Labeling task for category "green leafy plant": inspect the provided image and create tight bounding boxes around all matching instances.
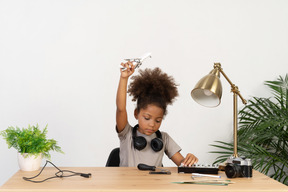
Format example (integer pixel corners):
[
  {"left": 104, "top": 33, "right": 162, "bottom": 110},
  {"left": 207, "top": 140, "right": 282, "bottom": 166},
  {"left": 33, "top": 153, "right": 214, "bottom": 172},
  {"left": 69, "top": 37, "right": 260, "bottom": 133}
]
[
  {"left": 1, "top": 124, "right": 63, "bottom": 159},
  {"left": 210, "top": 74, "right": 288, "bottom": 185}
]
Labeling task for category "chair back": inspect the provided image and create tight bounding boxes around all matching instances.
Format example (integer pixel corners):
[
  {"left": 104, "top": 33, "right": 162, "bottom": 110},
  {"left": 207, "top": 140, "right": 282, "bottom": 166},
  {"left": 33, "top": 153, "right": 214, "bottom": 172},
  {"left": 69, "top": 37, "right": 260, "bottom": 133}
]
[{"left": 106, "top": 148, "right": 120, "bottom": 167}]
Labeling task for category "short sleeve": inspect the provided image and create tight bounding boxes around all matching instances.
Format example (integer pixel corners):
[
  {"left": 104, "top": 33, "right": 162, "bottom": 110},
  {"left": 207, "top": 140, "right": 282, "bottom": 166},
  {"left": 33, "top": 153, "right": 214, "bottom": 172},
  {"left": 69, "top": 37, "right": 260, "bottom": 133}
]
[
  {"left": 162, "top": 132, "right": 182, "bottom": 159},
  {"left": 117, "top": 123, "right": 132, "bottom": 141}
]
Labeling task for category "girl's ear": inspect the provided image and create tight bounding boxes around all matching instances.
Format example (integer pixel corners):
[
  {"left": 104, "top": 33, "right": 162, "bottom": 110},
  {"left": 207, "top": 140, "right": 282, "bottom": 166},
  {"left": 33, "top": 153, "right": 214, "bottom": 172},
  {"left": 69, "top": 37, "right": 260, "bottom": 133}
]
[{"left": 134, "top": 109, "right": 138, "bottom": 120}]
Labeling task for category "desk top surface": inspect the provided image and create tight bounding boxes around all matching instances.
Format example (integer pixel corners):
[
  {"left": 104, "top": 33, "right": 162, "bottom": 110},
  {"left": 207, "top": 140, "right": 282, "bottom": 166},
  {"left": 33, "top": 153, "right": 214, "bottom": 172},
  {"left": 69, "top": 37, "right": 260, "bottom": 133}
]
[{"left": 1, "top": 167, "right": 287, "bottom": 192}]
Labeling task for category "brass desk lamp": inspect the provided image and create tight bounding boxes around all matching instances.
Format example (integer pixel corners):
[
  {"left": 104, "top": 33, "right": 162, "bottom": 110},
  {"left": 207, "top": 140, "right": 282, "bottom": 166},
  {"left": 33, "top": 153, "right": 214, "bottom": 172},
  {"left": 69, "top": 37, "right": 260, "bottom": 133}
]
[
  {"left": 191, "top": 63, "right": 253, "bottom": 178},
  {"left": 191, "top": 63, "right": 247, "bottom": 158}
]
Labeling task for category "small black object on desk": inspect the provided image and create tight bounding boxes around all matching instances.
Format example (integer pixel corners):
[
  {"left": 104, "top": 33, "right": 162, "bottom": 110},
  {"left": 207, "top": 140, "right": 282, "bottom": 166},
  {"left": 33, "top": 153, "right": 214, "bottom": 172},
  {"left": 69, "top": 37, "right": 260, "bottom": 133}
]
[{"left": 137, "top": 163, "right": 171, "bottom": 174}]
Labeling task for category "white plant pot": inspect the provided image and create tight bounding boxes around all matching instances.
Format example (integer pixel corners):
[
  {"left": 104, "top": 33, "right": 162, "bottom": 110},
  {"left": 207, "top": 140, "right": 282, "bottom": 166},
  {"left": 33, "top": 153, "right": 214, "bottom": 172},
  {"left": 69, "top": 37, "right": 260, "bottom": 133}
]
[{"left": 17, "top": 153, "right": 42, "bottom": 171}]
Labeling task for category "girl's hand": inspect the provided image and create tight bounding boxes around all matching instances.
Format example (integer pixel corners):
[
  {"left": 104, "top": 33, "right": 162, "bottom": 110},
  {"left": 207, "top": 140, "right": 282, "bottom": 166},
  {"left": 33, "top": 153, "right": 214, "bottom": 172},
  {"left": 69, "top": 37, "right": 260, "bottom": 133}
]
[
  {"left": 120, "top": 61, "right": 135, "bottom": 78},
  {"left": 181, "top": 153, "right": 198, "bottom": 167}
]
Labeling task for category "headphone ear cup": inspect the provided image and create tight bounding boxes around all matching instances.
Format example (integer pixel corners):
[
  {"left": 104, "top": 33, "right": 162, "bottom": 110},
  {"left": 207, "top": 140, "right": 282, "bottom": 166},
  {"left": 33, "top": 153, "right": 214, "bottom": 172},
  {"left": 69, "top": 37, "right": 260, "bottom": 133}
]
[
  {"left": 133, "top": 136, "right": 147, "bottom": 150},
  {"left": 151, "top": 138, "right": 163, "bottom": 152}
]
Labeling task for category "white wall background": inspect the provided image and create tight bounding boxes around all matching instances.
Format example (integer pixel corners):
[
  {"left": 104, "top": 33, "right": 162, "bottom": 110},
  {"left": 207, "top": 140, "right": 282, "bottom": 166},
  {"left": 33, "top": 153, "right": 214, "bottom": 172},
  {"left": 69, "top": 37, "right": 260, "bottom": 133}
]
[{"left": 0, "top": 0, "right": 287, "bottom": 186}]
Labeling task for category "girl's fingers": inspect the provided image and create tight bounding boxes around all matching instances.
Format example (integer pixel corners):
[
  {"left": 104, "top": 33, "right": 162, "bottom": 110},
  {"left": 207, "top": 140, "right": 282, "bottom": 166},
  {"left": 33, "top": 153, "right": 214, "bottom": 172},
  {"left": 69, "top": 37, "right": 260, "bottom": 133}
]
[{"left": 182, "top": 154, "right": 198, "bottom": 167}]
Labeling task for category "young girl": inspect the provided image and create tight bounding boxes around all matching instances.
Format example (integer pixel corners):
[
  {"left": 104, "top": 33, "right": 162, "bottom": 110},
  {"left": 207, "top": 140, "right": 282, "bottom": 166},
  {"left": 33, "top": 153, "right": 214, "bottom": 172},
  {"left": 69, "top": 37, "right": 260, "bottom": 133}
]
[{"left": 116, "top": 61, "right": 198, "bottom": 167}]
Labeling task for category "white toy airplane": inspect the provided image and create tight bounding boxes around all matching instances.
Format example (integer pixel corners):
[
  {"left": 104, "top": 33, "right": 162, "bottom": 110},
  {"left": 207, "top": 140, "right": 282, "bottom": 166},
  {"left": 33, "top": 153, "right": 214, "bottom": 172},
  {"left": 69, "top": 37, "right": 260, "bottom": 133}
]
[{"left": 120, "top": 52, "right": 152, "bottom": 71}]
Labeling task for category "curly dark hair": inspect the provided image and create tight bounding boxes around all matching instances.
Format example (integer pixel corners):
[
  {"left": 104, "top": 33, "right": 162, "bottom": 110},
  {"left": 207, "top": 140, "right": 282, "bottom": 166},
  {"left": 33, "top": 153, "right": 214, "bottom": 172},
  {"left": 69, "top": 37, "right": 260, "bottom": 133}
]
[{"left": 128, "top": 67, "right": 178, "bottom": 115}]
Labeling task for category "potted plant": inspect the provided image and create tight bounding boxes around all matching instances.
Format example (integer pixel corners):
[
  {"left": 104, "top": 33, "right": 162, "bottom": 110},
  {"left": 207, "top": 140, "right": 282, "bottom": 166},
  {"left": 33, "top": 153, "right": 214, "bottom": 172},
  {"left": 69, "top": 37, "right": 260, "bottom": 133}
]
[
  {"left": 0, "top": 124, "right": 63, "bottom": 171},
  {"left": 210, "top": 74, "right": 288, "bottom": 185}
]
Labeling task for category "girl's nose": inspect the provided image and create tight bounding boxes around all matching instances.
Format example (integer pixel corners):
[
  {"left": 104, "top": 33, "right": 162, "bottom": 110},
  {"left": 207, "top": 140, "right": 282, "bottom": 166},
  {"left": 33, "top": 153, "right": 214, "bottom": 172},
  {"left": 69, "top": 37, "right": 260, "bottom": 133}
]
[{"left": 149, "top": 121, "right": 155, "bottom": 127}]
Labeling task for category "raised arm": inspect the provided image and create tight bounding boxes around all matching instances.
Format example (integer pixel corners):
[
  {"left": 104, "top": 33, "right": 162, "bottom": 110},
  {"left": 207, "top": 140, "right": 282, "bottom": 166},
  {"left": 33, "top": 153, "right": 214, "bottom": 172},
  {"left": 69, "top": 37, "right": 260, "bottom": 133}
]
[{"left": 116, "top": 62, "right": 135, "bottom": 133}]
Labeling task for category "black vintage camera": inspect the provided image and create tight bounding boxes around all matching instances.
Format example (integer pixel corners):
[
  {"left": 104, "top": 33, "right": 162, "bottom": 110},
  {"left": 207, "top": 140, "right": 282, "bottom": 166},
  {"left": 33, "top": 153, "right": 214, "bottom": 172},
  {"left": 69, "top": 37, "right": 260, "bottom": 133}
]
[{"left": 225, "top": 156, "right": 253, "bottom": 178}]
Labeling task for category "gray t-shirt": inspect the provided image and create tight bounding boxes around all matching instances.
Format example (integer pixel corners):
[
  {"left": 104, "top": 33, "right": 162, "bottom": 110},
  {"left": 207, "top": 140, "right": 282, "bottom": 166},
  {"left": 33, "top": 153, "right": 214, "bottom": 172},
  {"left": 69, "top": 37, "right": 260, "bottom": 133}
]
[{"left": 118, "top": 123, "right": 181, "bottom": 167}]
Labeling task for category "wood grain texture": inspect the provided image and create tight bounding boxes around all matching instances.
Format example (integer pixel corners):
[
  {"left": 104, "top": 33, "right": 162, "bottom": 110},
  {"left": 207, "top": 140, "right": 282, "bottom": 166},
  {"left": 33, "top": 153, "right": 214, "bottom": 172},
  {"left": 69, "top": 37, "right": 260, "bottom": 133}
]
[{"left": 1, "top": 167, "right": 287, "bottom": 192}]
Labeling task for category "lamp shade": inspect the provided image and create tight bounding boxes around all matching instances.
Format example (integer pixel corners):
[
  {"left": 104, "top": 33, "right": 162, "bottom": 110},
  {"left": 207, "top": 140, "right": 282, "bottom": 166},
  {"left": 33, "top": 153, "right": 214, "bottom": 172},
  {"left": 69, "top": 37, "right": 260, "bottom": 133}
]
[{"left": 191, "top": 68, "right": 222, "bottom": 107}]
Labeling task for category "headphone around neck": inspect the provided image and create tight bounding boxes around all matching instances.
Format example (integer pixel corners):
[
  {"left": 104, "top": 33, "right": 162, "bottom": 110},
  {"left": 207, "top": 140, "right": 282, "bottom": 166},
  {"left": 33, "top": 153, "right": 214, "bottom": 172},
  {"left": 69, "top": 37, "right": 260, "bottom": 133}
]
[{"left": 132, "top": 124, "right": 163, "bottom": 152}]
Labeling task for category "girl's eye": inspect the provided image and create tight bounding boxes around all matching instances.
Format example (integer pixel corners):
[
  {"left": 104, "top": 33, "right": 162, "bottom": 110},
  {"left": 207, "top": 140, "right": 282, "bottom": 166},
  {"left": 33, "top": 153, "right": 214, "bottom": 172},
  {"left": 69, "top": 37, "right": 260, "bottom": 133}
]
[
  {"left": 156, "top": 120, "right": 162, "bottom": 123},
  {"left": 144, "top": 117, "right": 150, "bottom": 120}
]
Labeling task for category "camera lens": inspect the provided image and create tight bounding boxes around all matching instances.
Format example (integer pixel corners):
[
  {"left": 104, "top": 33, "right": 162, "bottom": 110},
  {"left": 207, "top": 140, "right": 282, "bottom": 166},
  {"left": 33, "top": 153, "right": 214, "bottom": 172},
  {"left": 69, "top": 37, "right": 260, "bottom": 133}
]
[{"left": 225, "top": 163, "right": 242, "bottom": 178}]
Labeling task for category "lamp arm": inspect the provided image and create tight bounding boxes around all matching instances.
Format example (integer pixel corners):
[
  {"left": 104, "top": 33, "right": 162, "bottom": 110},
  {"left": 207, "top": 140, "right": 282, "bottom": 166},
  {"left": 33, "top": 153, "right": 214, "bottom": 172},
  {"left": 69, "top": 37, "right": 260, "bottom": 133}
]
[
  {"left": 214, "top": 63, "right": 247, "bottom": 105},
  {"left": 214, "top": 63, "right": 247, "bottom": 158}
]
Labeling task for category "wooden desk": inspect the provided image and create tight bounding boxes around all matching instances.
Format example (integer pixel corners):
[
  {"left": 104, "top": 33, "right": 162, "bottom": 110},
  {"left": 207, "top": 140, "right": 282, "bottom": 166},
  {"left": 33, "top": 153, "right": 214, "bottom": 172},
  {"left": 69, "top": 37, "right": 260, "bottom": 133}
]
[{"left": 0, "top": 167, "right": 287, "bottom": 192}]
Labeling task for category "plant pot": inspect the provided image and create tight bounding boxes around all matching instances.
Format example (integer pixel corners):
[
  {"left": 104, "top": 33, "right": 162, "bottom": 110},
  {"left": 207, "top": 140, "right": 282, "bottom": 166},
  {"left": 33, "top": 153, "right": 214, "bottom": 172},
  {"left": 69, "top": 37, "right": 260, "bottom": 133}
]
[{"left": 17, "top": 153, "right": 42, "bottom": 171}]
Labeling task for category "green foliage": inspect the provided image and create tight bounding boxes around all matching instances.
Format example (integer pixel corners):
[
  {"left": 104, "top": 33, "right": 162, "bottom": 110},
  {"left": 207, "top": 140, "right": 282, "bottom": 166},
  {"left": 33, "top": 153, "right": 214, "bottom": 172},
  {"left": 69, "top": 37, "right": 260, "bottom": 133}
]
[
  {"left": 210, "top": 74, "right": 288, "bottom": 185},
  {"left": 0, "top": 124, "right": 63, "bottom": 159}
]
